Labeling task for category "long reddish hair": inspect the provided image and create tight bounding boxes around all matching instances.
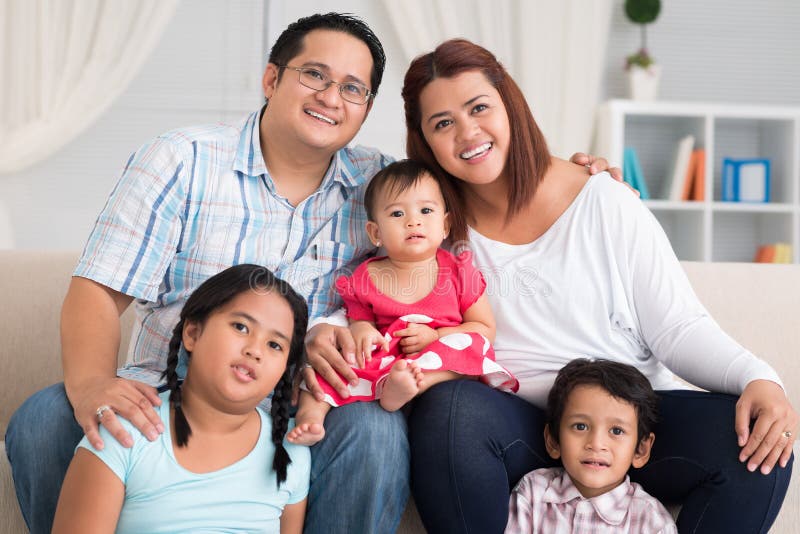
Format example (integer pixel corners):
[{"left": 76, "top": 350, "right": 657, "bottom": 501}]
[{"left": 402, "top": 39, "right": 551, "bottom": 243}]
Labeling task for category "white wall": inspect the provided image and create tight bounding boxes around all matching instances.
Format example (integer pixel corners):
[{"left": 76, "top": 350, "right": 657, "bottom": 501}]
[
  {"left": 3, "top": 0, "right": 800, "bottom": 249},
  {"left": 603, "top": 0, "right": 800, "bottom": 104},
  {"left": 0, "top": 0, "right": 265, "bottom": 250}
]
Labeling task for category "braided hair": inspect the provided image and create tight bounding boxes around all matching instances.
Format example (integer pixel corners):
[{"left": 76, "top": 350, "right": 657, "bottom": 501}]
[{"left": 161, "top": 264, "right": 308, "bottom": 485}]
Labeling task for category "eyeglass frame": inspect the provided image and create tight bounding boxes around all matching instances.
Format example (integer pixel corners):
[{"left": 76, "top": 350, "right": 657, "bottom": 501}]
[{"left": 277, "top": 65, "right": 374, "bottom": 105}]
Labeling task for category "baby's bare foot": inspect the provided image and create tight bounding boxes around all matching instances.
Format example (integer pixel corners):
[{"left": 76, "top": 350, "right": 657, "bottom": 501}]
[
  {"left": 286, "top": 422, "right": 326, "bottom": 446},
  {"left": 380, "top": 360, "right": 421, "bottom": 412}
]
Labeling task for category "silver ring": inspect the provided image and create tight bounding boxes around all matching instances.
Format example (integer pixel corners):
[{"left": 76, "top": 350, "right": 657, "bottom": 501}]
[
  {"left": 95, "top": 405, "right": 112, "bottom": 421},
  {"left": 303, "top": 362, "right": 313, "bottom": 369},
  {"left": 782, "top": 430, "right": 793, "bottom": 439}
]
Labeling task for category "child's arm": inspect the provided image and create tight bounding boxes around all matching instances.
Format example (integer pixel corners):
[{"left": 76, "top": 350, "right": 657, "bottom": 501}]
[
  {"left": 396, "top": 294, "right": 496, "bottom": 354},
  {"left": 436, "top": 293, "right": 495, "bottom": 342},
  {"left": 349, "top": 320, "right": 390, "bottom": 367},
  {"left": 280, "top": 498, "right": 307, "bottom": 534},
  {"left": 52, "top": 448, "right": 125, "bottom": 534}
]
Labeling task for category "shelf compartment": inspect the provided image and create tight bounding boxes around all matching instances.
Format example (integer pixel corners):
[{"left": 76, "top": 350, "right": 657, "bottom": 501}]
[
  {"left": 649, "top": 209, "right": 705, "bottom": 261},
  {"left": 711, "top": 211, "right": 794, "bottom": 262},
  {"left": 623, "top": 114, "right": 706, "bottom": 201},
  {"left": 712, "top": 118, "right": 796, "bottom": 203}
]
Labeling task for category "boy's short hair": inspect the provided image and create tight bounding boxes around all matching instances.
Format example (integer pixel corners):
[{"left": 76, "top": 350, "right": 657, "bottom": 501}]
[
  {"left": 546, "top": 358, "right": 658, "bottom": 445},
  {"left": 363, "top": 159, "right": 460, "bottom": 221}
]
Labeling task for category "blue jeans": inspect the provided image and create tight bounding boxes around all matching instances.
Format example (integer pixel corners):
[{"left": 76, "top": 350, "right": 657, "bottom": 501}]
[
  {"left": 5, "top": 383, "right": 83, "bottom": 534},
  {"left": 305, "top": 400, "right": 410, "bottom": 534},
  {"left": 7, "top": 383, "right": 411, "bottom": 534},
  {"left": 409, "top": 381, "right": 793, "bottom": 534}
]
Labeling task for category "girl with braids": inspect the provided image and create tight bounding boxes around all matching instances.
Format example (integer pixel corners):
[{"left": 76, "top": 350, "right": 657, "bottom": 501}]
[{"left": 53, "top": 264, "right": 310, "bottom": 534}]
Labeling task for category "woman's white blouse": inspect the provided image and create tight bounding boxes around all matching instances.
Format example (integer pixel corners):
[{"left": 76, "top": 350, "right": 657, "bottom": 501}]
[{"left": 468, "top": 173, "right": 781, "bottom": 407}]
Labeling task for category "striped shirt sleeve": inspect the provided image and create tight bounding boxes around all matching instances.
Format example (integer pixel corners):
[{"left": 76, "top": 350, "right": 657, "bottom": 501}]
[{"left": 74, "top": 135, "right": 190, "bottom": 301}]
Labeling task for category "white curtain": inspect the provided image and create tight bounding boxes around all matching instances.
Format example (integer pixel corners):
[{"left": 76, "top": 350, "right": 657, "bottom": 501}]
[
  {"left": 0, "top": 0, "right": 179, "bottom": 174},
  {"left": 380, "top": 0, "right": 612, "bottom": 157}
]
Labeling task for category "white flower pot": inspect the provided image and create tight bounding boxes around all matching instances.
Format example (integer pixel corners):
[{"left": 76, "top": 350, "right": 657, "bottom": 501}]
[{"left": 626, "top": 64, "right": 661, "bottom": 101}]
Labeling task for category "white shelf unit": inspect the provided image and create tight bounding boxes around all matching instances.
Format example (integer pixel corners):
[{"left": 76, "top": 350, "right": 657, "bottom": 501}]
[{"left": 596, "top": 99, "right": 800, "bottom": 263}]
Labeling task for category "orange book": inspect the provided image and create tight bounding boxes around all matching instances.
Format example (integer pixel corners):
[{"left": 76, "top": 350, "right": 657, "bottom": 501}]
[
  {"left": 680, "top": 150, "right": 698, "bottom": 201},
  {"left": 691, "top": 149, "right": 706, "bottom": 201},
  {"left": 754, "top": 244, "right": 776, "bottom": 263}
]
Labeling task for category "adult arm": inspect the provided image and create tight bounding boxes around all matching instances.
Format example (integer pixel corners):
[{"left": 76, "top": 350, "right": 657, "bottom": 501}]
[
  {"left": 51, "top": 448, "right": 125, "bottom": 534},
  {"left": 61, "top": 277, "right": 162, "bottom": 450},
  {"left": 64, "top": 133, "right": 191, "bottom": 445},
  {"left": 280, "top": 499, "right": 307, "bottom": 534},
  {"left": 617, "top": 185, "right": 796, "bottom": 473}
]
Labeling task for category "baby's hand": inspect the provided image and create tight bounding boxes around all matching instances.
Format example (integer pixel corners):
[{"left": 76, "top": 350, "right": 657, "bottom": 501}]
[
  {"left": 394, "top": 323, "right": 439, "bottom": 355},
  {"left": 350, "top": 321, "right": 389, "bottom": 368}
]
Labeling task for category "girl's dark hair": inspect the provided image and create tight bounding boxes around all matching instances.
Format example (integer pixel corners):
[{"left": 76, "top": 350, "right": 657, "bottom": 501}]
[
  {"left": 268, "top": 12, "right": 386, "bottom": 97},
  {"left": 546, "top": 359, "right": 658, "bottom": 447},
  {"left": 402, "top": 38, "right": 552, "bottom": 243},
  {"left": 363, "top": 159, "right": 461, "bottom": 222},
  {"left": 161, "top": 264, "right": 308, "bottom": 486}
]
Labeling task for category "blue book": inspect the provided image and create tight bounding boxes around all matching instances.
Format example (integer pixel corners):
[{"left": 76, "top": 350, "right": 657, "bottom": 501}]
[
  {"left": 722, "top": 158, "right": 770, "bottom": 202},
  {"left": 624, "top": 147, "right": 650, "bottom": 200}
]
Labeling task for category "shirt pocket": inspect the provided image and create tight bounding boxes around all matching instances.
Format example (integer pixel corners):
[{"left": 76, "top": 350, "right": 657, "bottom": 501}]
[{"left": 283, "top": 240, "right": 368, "bottom": 296}]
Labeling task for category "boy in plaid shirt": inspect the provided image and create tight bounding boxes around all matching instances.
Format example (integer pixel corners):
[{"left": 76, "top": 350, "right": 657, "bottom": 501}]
[{"left": 506, "top": 359, "right": 676, "bottom": 533}]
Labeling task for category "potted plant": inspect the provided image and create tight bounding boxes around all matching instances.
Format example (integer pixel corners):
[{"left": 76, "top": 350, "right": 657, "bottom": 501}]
[{"left": 624, "top": 0, "right": 661, "bottom": 100}]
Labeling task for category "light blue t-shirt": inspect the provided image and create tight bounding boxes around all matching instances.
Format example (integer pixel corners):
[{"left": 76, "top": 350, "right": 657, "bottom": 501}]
[{"left": 77, "top": 391, "right": 310, "bottom": 533}]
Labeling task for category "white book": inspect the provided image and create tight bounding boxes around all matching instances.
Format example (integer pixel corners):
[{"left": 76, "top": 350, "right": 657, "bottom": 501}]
[{"left": 662, "top": 134, "right": 695, "bottom": 200}]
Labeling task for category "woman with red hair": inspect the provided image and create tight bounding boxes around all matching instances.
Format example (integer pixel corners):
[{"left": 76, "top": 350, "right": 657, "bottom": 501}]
[{"left": 402, "top": 39, "right": 795, "bottom": 533}]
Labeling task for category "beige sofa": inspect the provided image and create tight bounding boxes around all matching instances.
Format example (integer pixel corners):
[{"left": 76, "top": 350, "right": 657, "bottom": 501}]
[{"left": 1, "top": 250, "right": 798, "bottom": 533}]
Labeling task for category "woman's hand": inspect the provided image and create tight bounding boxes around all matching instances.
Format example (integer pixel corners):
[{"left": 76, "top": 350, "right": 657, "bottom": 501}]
[
  {"left": 394, "top": 323, "right": 439, "bottom": 355},
  {"left": 300, "top": 323, "right": 358, "bottom": 402},
  {"left": 569, "top": 152, "right": 623, "bottom": 182},
  {"left": 735, "top": 379, "right": 797, "bottom": 474}
]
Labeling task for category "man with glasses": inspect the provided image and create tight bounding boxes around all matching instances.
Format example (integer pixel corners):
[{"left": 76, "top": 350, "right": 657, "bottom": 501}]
[
  {"left": 6, "top": 12, "right": 613, "bottom": 534},
  {"left": 280, "top": 65, "right": 374, "bottom": 105}
]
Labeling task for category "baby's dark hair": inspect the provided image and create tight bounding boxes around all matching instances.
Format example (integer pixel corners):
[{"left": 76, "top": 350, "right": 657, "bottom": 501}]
[
  {"left": 161, "top": 264, "right": 308, "bottom": 486},
  {"left": 546, "top": 359, "right": 658, "bottom": 447},
  {"left": 363, "top": 159, "right": 460, "bottom": 221}
]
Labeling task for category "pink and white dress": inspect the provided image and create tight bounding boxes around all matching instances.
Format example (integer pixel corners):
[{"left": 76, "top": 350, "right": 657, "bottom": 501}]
[{"left": 314, "top": 248, "right": 518, "bottom": 407}]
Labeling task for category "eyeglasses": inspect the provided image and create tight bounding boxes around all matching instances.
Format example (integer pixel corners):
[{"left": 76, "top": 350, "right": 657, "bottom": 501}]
[{"left": 279, "top": 65, "right": 373, "bottom": 105}]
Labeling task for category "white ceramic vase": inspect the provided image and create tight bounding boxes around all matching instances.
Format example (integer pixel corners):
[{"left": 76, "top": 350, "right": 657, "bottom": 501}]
[{"left": 626, "top": 64, "right": 661, "bottom": 101}]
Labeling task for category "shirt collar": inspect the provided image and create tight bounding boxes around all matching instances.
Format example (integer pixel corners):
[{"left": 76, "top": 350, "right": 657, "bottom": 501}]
[
  {"left": 542, "top": 470, "right": 633, "bottom": 526},
  {"left": 233, "top": 106, "right": 364, "bottom": 192},
  {"left": 232, "top": 107, "right": 268, "bottom": 178}
]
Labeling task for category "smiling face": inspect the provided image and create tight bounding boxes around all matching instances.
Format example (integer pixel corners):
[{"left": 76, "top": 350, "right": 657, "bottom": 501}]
[
  {"left": 261, "top": 29, "right": 374, "bottom": 156},
  {"left": 545, "top": 384, "right": 654, "bottom": 498},
  {"left": 182, "top": 289, "right": 295, "bottom": 414},
  {"left": 366, "top": 172, "right": 450, "bottom": 263},
  {"left": 418, "top": 70, "right": 511, "bottom": 188}
]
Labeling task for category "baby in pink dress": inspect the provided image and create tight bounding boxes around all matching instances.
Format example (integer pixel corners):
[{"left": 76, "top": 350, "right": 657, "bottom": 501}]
[{"left": 288, "top": 160, "right": 517, "bottom": 446}]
